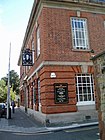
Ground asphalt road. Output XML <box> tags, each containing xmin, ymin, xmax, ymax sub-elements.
<box><xmin>0</xmin><ymin>126</ymin><xmax>100</xmax><ymax>140</ymax></box>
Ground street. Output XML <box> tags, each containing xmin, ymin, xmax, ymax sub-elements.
<box><xmin>0</xmin><ymin>126</ymin><xmax>99</xmax><ymax>140</ymax></box>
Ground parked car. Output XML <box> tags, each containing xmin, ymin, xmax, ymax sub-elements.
<box><xmin>0</xmin><ymin>103</ymin><xmax>6</xmax><ymax>118</ymax></box>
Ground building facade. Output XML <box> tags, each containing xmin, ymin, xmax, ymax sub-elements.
<box><xmin>18</xmin><ymin>0</ymin><xmax>105</xmax><ymax>126</ymax></box>
<box><xmin>92</xmin><ymin>51</ymin><xmax>105</xmax><ymax>140</ymax></box>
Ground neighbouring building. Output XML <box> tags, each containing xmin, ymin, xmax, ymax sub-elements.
<box><xmin>18</xmin><ymin>0</ymin><xmax>105</xmax><ymax>126</ymax></box>
<box><xmin>92</xmin><ymin>51</ymin><xmax>105</xmax><ymax>140</ymax></box>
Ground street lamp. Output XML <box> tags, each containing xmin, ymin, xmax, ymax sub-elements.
<box><xmin>7</xmin><ymin>43</ymin><xmax>11</xmax><ymax>119</ymax></box>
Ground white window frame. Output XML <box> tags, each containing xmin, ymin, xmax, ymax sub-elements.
<box><xmin>76</xmin><ymin>74</ymin><xmax>95</xmax><ymax>106</ymax></box>
<box><xmin>71</xmin><ymin>17</ymin><xmax>89</xmax><ymax>50</ymax></box>
<box><xmin>36</xmin><ymin>27</ymin><xmax>40</xmax><ymax>57</ymax></box>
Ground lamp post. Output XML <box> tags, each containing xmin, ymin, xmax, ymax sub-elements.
<box><xmin>23</xmin><ymin>75</ymin><xmax>28</xmax><ymax>113</ymax></box>
<box><xmin>7</xmin><ymin>43</ymin><xmax>11</xmax><ymax>119</ymax></box>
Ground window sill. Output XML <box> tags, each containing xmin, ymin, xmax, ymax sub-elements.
<box><xmin>77</xmin><ymin>101</ymin><xmax>95</xmax><ymax>106</ymax></box>
<box><xmin>72</xmin><ymin>49</ymin><xmax>91</xmax><ymax>52</ymax></box>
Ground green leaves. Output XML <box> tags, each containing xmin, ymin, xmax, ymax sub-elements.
<box><xmin>0</xmin><ymin>80</ymin><xmax>7</xmax><ymax>102</ymax></box>
<box><xmin>0</xmin><ymin>70</ymin><xmax>20</xmax><ymax>102</ymax></box>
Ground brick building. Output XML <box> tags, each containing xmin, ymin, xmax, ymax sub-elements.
<box><xmin>18</xmin><ymin>0</ymin><xmax>105</xmax><ymax>126</ymax></box>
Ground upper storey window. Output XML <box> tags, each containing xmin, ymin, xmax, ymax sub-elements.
<box><xmin>32</xmin><ymin>40</ymin><xmax>35</xmax><ymax>64</ymax></box>
<box><xmin>71</xmin><ymin>18</ymin><xmax>89</xmax><ymax>50</ymax></box>
<box><xmin>36</xmin><ymin>27</ymin><xmax>40</xmax><ymax>57</ymax></box>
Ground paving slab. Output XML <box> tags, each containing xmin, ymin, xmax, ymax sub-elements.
<box><xmin>0</xmin><ymin>107</ymin><xmax>98</xmax><ymax>133</ymax></box>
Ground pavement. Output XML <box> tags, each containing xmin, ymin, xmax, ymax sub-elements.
<box><xmin>0</xmin><ymin>107</ymin><xmax>99</xmax><ymax>133</ymax></box>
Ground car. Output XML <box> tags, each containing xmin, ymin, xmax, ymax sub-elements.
<box><xmin>0</xmin><ymin>103</ymin><xmax>6</xmax><ymax>118</ymax></box>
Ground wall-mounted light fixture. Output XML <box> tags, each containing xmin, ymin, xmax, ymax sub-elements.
<box><xmin>50</xmin><ymin>72</ymin><xmax>56</xmax><ymax>78</ymax></box>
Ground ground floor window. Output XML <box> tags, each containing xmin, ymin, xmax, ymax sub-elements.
<box><xmin>75</xmin><ymin>74</ymin><xmax>95</xmax><ymax>105</ymax></box>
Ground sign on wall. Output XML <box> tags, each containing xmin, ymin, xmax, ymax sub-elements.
<box><xmin>54</xmin><ymin>83</ymin><xmax>68</xmax><ymax>104</ymax></box>
<box><xmin>22</xmin><ymin>49</ymin><xmax>33</xmax><ymax>66</ymax></box>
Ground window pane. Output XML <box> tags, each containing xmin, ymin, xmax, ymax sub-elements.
<box><xmin>79</xmin><ymin>95</ymin><xmax>82</xmax><ymax>101</ymax></box>
<box><xmin>37</xmin><ymin>27</ymin><xmax>40</xmax><ymax>57</ymax></box>
<box><xmin>88</xmin><ymin>94</ymin><xmax>91</xmax><ymax>101</ymax></box>
<box><xmin>84</xmin><ymin>95</ymin><xmax>87</xmax><ymax>101</ymax></box>
<box><xmin>79</xmin><ymin>87</ymin><xmax>82</xmax><ymax>94</ymax></box>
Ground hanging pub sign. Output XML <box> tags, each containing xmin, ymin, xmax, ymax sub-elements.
<box><xmin>22</xmin><ymin>49</ymin><xmax>33</xmax><ymax>66</ymax></box>
<box><xmin>54</xmin><ymin>83</ymin><xmax>68</xmax><ymax>104</ymax></box>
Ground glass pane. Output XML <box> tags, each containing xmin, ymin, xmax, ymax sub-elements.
<box><xmin>93</xmin><ymin>94</ymin><xmax>95</xmax><ymax>101</ymax></box>
<box><xmin>88</xmin><ymin>94</ymin><xmax>91</xmax><ymax>101</ymax></box>
<box><xmin>81</xmin><ymin>21</ymin><xmax>83</xmax><ymax>28</ymax></box>
<box><xmin>79</xmin><ymin>95</ymin><xmax>83</xmax><ymax>101</ymax></box>
<box><xmin>79</xmin><ymin>87</ymin><xmax>82</xmax><ymax>94</ymax></box>
<box><xmin>78</xmin><ymin>76</ymin><xmax>81</xmax><ymax>83</ymax></box>
<box><xmin>83</xmin><ymin>77</ymin><xmax>86</xmax><ymax>83</ymax></box>
<box><xmin>83</xmin><ymin>87</ymin><xmax>87</xmax><ymax>95</ymax></box>
<box><xmin>84</xmin><ymin>95</ymin><xmax>87</xmax><ymax>101</ymax></box>
<box><xmin>75</xmin><ymin>21</ymin><xmax>77</xmax><ymax>28</ymax></box>
<box><xmin>76</xmin><ymin>87</ymin><xmax>78</xmax><ymax>95</ymax></box>
<box><xmin>72</xmin><ymin>20</ymin><xmax>74</xmax><ymax>28</ymax></box>
<box><xmin>76</xmin><ymin>95</ymin><xmax>78</xmax><ymax>102</ymax></box>
<box><xmin>87</xmin><ymin>76</ymin><xmax>90</xmax><ymax>83</ymax></box>
<box><xmin>88</xmin><ymin>87</ymin><xmax>91</xmax><ymax>93</ymax></box>
<box><xmin>91</xmin><ymin>76</ymin><xmax>93</xmax><ymax>83</ymax></box>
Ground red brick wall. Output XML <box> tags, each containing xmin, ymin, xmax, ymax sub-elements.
<box><xmin>20</xmin><ymin>7</ymin><xmax>105</xmax><ymax>81</ymax></box>
<box><xmin>39</xmin><ymin>7</ymin><xmax>105</xmax><ymax>62</ymax></box>
<box><xmin>37</xmin><ymin>65</ymin><xmax>94</xmax><ymax>114</ymax></box>
<box><xmin>39</xmin><ymin>65</ymin><xmax>77</xmax><ymax>114</ymax></box>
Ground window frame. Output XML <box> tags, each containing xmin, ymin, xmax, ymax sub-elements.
<box><xmin>71</xmin><ymin>17</ymin><xmax>89</xmax><ymax>50</ymax></box>
<box><xmin>75</xmin><ymin>74</ymin><xmax>95</xmax><ymax>106</ymax></box>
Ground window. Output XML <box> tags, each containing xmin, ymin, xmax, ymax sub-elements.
<box><xmin>71</xmin><ymin>18</ymin><xmax>89</xmax><ymax>50</ymax></box>
<box><xmin>75</xmin><ymin>74</ymin><xmax>95</xmax><ymax>105</ymax></box>
<box><xmin>36</xmin><ymin>27</ymin><xmax>40</xmax><ymax>57</ymax></box>
<box><xmin>32</xmin><ymin>40</ymin><xmax>35</xmax><ymax>64</ymax></box>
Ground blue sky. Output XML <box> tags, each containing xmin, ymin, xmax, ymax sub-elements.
<box><xmin>0</xmin><ymin>0</ymin><xmax>34</xmax><ymax>79</ymax></box>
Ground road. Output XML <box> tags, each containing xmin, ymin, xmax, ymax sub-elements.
<box><xmin>0</xmin><ymin>126</ymin><xmax>100</xmax><ymax>140</ymax></box>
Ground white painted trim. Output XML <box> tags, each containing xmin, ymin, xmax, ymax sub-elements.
<box><xmin>77</xmin><ymin>101</ymin><xmax>95</xmax><ymax>106</ymax></box>
<box><xmin>27</xmin><ymin>61</ymin><xmax>93</xmax><ymax>80</ymax></box>
<box><xmin>43</xmin><ymin>1</ymin><xmax>105</xmax><ymax>15</ymax></box>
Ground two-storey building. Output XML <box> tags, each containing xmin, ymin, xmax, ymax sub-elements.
<box><xmin>18</xmin><ymin>0</ymin><xmax>105</xmax><ymax>126</ymax></box>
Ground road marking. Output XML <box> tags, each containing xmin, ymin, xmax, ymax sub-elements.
<box><xmin>64</xmin><ymin>126</ymin><xmax>98</xmax><ymax>133</ymax></box>
<box><xmin>13</xmin><ymin>131</ymin><xmax>53</xmax><ymax>136</ymax></box>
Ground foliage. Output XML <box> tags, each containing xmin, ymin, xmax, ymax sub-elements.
<box><xmin>0</xmin><ymin>70</ymin><xmax>20</xmax><ymax>102</ymax></box>
<box><xmin>2</xmin><ymin>70</ymin><xmax>20</xmax><ymax>95</ymax></box>
<box><xmin>0</xmin><ymin>80</ymin><xmax>7</xmax><ymax>102</ymax></box>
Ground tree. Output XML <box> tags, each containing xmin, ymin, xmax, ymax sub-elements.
<box><xmin>2</xmin><ymin>70</ymin><xmax>20</xmax><ymax>95</ymax></box>
<box><xmin>0</xmin><ymin>80</ymin><xmax>7</xmax><ymax>102</ymax></box>
<box><xmin>0</xmin><ymin>79</ymin><xmax>17</xmax><ymax>102</ymax></box>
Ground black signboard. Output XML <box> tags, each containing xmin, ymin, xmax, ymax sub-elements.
<box><xmin>22</xmin><ymin>49</ymin><xmax>33</xmax><ymax>66</ymax></box>
<box><xmin>54</xmin><ymin>83</ymin><xmax>68</xmax><ymax>104</ymax></box>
